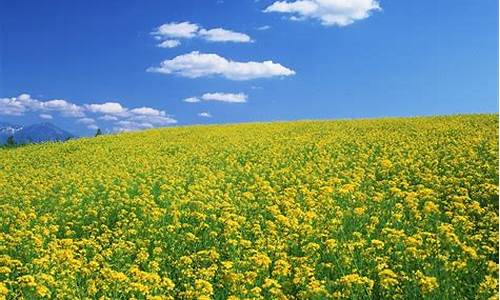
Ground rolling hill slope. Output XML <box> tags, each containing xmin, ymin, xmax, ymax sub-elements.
<box><xmin>0</xmin><ymin>114</ymin><xmax>498</xmax><ymax>299</ymax></box>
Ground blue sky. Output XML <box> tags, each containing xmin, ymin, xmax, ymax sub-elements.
<box><xmin>0</xmin><ymin>0</ymin><xmax>498</xmax><ymax>135</ymax></box>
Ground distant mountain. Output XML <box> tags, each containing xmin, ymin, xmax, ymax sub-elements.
<box><xmin>0</xmin><ymin>122</ymin><xmax>75</xmax><ymax>144</ymax></box>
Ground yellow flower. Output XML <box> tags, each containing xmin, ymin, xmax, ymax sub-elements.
<box><xmin>423</xmin><ymin>201</ymin><xmax>439</xmax><ymax>214</ymax></box>
<box><xmin>371</xmin><ymin>239</ymin><xmax>384</xmax><ymax>250</ymax></box>
<box><xmin>195</xmin><ymin>279</ymin><xmax>213</xmax><ymax>297</ymax></box>
<box><xmin>35</xmin><ymin>285</ymin><xmax>51</xmax><ymax>298</ymax></box>
<box><xmin>0</xmin><ymin>115</ymin><xmax>496</xmax><ymax>299</ymax></box>
<box><xmin>380</xmin><ymin>159</ymin><xmax>393</xmax><ymax>169</ymax></box>
<box><xmin>338</xmin><ymin>273</ymin><xmax>374</xmax><ymax>291</ymax></box>
<box><xmin>487</xmin><ymin>261</ymin><xmax>498</xmax><ymax>274</ymax></box>
<box><xmin>479</xmin><ymin>275</ymin><xmax>498</xmax><ymax>295</ymax></box>
<box><xmin>251</xmin><ymin>253</ymin><xmax>271</xmax><ymax>268</ymax></box>
<box><xmin>273</xmin><ymin>259</ymin><xmax>291</xmax><ymax>276</ymax></box>
<box><xmin>354</xmin><ymin>207</ymin><xmax>366</xmax><ymax>216</ymax></box>
<box><xmin>17</xmin><ymin>275</ymin><xmax>37</xmax><ymax>288</ymax></box>
<box><xmin>416</xmin><ymin>271</ymin><xmax>439</xmax><ymax>294</ymax></box>
<box><xmin>304</xmin><ymin>242</ymin><xmax>320</xmax><ymax>253</ymax></box>
<box><xmin>0</xmin><ymin>283</ymin><xmax>8</xmax><ymax>297</ymax></box>
<box><xmin>325</xmin><ymin>239</ymin><xmax>337</xmax><ymax>250</ymax></box>
<box><xmin>379</xmin><ymin>269</ymin><xmax>399</xmax><ymax>289</ymax></box>
<box><xmin>250</xmin><ymin>286</ymin><xmax>262</xmax><ymax>295</ymax></box>
<box><xmin>162</xmin><ymin>277</ymin><xmax>175</xmax><ymax>291</ymax></box>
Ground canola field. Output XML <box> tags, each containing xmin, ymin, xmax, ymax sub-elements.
<box><xmin>0</xmin><ymin>114</ymin><xmax>498</xmax><ymax>300</ymax></box>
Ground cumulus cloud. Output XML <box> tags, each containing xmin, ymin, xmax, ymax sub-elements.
<box><xmin>113</xmin><ymin>120</ymin><xmax>149</xmax><ymax>132</ymax></box>
<box><xmin>99</xmin><ymin>115</ymin><xmax>119</xmax><ymax>121</ymax></box>
<box><xmin>129</xmin><ymin>114</ymin><xmax>176</xmax><ymax>126</ymax></box>
<box><xmin>0</xmin><ymin>94</ymin><xmax>85</xmax><ymax>117</ymax></box>
<box><xmin>112</xmin><ymin>115</ymin><xmax>176</xmax><ymax>132</ymax></box>
<box><xmin>77</xmin><ymin>117</ymin><xmax>96</xmax><ymax>125</ymax></box>
<box><xmin>0</xmin><ymin>93</ymin><xmax>178</xmax><ymax>133</ymax></box>
<box><xmin>154</xmin><ymin>21</ymin><xmax>200</xmax><ymax>38</ymax></box>
<box><xmin>198</xmin><ymin>28</ymin><xmax>252</xmax><ymax>43</ymax></box>
<box><xmin>264</xmin><ymin>0</ymin><xmax>381</xmax><ymax>26</ymax></box>
<box><xmin>184</xmin><ymin>92</ymin><xmax>248</xmax><ymax>104</ymax></box>
<box><xmin>158</xmin><ymin>39</ymin><xmax>181</xmax><ymax>48</ymax></box>
<box><xmin>43</xmin><ymin>99</ymin><xmax>85</xmax><ymax>117</ymax></box>
<box><xmin>198</xmin><ymin>112</ymin><xmax>212</xmax><ymax>118</ymax></box>
<box><xmin>148</xmin><ymin>51</ymin><xmax>295</xmax><ymax>80</ymax></box>
<box><xmin>183</xmin><ymin>97</ymin><xmax>201</xmax><ymax>103</ymax></box>
<box><xmin>201</xmin><ymin>92</ymin><xmax>248</xmax><ymax>103</ymax></box>
<box><xmin>256</xmin><ymin>25</ymin><xmax>271</xmax><ymax>30</ymax></box>
<box><xmin>87</xmin><ymin>104</ymin><xmax>177</xmax><ymax>132</ymax></box>
<box><xmin>0</xmin><ymin>97</ymin><xmax>26</xmax><ymax>116</ymax></box>
<box><xmin>130</xmin><ymin>107</ymin><xmax>164</xmax><ymax>116</ymax></box>
<box><xmin>152</xmin><ymin>21</ymin><xmax>252</xmax><ymax>46</ymax></box>
<box><xmin>86</xmin><ymin>102</ymin><xmax>126</xmax><ymax>115</ymax></box>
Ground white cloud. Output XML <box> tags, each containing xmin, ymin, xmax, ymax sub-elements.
<box><xmin>198</xmin><ymin>28</ymin><xmax>252</xmax><ymax>43</ymax></box>
<box><xmin>201</xmin><ymin>92</ymin><xmax>248</xmax><ymax>103</ymax></box>
<box><xmin>183</xmin><ymin>97</ymin><xmax>201</xmax><ymax>103</ymax></box>
<box><xmin>84</xmin><ymin>103</ymin><xmax>176</xmax><ymax>132</ymax></box>
<box><xmin>43</xmin><ymin>99</ymin><xmax>85</xmax><ymax>117</ymax></box>
<box><xmin>42</xmin><ymin>99</ymin><xmax>69</xmax><ymax>109</ymax></box>
<box><xmin>154</xmin><ymin>21</ymin><xmax>200</xmax><ymax>38</ymax></box>
<box><xmin>16</xmin><ymin>94</ymin><xmax>43</xmax><ymax>111</ymax></box>
<box><xmin>77</xmin><ymin>117</ymin><xmax>96</xmax><ymax>125</ymax></box>
<box><xmin>0</xmin><ymin>94</ymin><xmax>85</xmax><ymax>117</ymax></box>
<box><xmin>152</xmin><ymin>21</ymin><xmax>252</xmax><ymax>46</ymax></box>
<box><xmin>113</xmin><ymin>116</ymin><xmax>176</xmax><ymax>132</ymax></box>
<box><xmin>0</xmin><ymin>93</ymin><xmax>178</xmax><ymax>133</ymax></box>
<box><xmin>129</xmin><ymin>114</ymin><xmax>176</xmax><ymax>125</ymax></box>
<box><xmin>257</xmin><ymin>25</ymin><xmax>271</xmax><ymax>30</ymax></box>
<box><xmin>86</xmin><ymin>102</ymin><xmax>126</xmax><ymax>115</ymax></box>
<box><xmin>198</xmin><ymin>112</ymin><xmax>212</xmax><ymax>118</ymax></box>
<box><xmin>89</xmin><ymin>105</ymin><xmax>177</xmax><ymax>132</ymax></box>
<box><xmin>114</xmin><ymin>121</ymin><xmax>142</xmax><ymax>132</ymax></box>
<box><xmin>264</xmin><ymin>0</ymin><xmax>381</xmax><ymax>26</ymax></box>
<box><xmin>18</xmin><ymin>94</ymin><xmax>31</xmax><ymax>101</ymax></box>
<box><xmin>39</xmin><ymin>114</ymin><xmax>53</xmax><ymax>120</ymax></box>
<box><xmin>130</xmin><ymin>107</ymin><xmax>164</xmax><ymax>116</ymax></box>
<box><xmin>148</xmin><ymin>51</ymin><xmax>295</xmax><ymax>80</ymax></box>
<box><xmin>0</xmin><ymin>97</ymin><xmax>27</xmax><ymax>116</ymax></box>
<box><xmin>99</xmin><ymin>115</ymin><xmax>119</xmax><ymax>121</ymax></box>
<box><xmin>158</xmin><ymin>39</ymin><xmax>181</xmax><ymax>48</ymax></box>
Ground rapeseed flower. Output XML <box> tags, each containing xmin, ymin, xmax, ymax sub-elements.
<box><xmin>0</xmin><ymin>115</ymin><xmax>497</xmax><ymax>299</ymax></box>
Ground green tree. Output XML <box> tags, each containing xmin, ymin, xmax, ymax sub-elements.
<box><xmin>6</xmin><ymin>135</ymin><xmax>15</xmax><ymax>147</ymax></box>
<box><xmin>95</xmin><ymin>128</ymin><xmax>102</xmax><ymax>137</ymax></box>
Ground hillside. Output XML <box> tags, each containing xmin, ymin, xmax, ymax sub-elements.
<box><xmin>0</xmin><ymin>114</ymin><xmax>498</xmax><ymax>299</ymax></box>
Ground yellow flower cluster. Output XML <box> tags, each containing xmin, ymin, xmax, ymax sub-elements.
<box><xmin>0</xmin><ymin>114</ymin><xmax>498</xmax><ymax>299</ymax></box>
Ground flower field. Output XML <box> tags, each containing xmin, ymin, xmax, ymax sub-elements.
<box><xmin>0</xmin><ymin>114</ymin><xmax>498</xmax><ymax>299</ymax></box>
